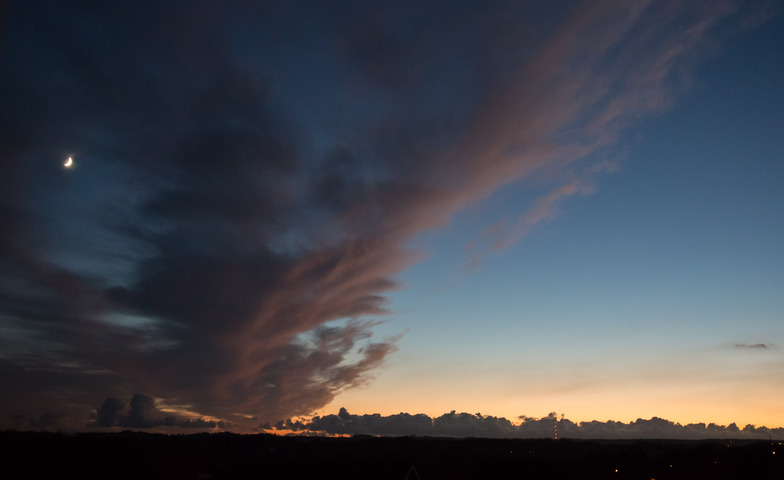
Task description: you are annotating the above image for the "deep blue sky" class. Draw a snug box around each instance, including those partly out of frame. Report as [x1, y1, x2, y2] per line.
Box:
[352, 10, 784, 427]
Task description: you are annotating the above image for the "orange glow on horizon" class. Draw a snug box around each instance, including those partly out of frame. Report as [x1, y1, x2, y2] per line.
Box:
[320, 370, 784, 429]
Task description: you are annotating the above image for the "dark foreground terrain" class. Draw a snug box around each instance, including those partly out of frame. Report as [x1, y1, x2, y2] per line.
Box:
[1, 430, 781, 479]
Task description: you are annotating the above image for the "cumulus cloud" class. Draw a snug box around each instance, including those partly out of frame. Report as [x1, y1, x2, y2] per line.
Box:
[0, 0, 762, 430]
[92, 394, 231, 429]
[275, 409, 784, 440]
[95, 398, 125, 428]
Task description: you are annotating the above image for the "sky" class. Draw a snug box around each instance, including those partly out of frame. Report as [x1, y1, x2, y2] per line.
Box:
[1, 0, 783, 437]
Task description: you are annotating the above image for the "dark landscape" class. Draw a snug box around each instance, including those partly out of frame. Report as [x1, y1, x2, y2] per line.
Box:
[2, 431, 781, 479]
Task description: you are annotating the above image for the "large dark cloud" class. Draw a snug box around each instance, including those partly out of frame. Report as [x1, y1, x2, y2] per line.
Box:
[275, 409, 784, 440]
[0, 0, 411, 429]
[0, 0, 762, 431]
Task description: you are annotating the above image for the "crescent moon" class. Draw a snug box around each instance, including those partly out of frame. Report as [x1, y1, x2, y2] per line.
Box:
[64, 156, 73, 168]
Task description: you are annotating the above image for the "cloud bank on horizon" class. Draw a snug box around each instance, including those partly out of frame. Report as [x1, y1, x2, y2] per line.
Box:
[272, 408, 784, 440]
[0, 0, 778, 432]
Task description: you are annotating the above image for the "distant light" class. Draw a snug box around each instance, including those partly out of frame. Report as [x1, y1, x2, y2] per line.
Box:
[64, 156, 74, 168]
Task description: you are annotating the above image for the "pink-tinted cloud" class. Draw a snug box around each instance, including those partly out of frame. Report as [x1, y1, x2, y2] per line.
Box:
[465, 179, 594, 271]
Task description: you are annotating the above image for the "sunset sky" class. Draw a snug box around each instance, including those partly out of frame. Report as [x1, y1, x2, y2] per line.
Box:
[1, 1, 782, 435]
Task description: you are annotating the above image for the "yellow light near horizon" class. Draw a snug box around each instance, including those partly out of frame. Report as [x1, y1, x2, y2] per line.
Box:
[322, 365, 784, 429]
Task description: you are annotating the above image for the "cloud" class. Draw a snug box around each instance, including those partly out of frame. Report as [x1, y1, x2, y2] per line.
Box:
[92, 394, 231, 429]
[275, 409, 784, 440]
[734, 343, 771, 349]
[95, 398, 125, 427]
[465, 179, 594, 270]
[0, 0, 758, 430]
